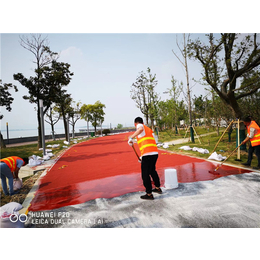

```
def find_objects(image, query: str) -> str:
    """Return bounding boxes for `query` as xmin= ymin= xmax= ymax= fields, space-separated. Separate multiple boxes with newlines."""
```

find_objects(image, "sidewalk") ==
xmin=166 ymin=131 xmax=217 ymax=145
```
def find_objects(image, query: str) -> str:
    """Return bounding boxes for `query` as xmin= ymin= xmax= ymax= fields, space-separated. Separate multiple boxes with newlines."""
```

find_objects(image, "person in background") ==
xmin=128 ymin=117 xmax=162 ymax=200
xmin=0 ymin=156 xmax=29 ymax=196
xmin=242 ymin=116 xmax=260 ymax=170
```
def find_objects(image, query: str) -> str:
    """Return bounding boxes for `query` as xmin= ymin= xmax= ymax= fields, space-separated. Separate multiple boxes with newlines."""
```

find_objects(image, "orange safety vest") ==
xmin=0 ymin=156 xmax=24 ymax=172
xmin=246 ymin=121 xmax=260 ymax=147
xmin=136 ymin=124 xmax=158 ymax=156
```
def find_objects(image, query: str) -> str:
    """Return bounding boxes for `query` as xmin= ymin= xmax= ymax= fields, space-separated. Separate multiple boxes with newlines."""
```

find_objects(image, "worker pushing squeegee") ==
xmin=213 ymin=142 xmax=244 ymax=172
xmin=213 ymin=116 xmax=260 ymax=172
xmin=128 ymin=117 xmax=162 ymax=200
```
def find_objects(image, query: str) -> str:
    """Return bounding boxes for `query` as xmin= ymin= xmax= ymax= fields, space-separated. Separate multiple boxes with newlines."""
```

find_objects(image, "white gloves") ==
xmin=128 ymin=137 xmax=134 ymax=146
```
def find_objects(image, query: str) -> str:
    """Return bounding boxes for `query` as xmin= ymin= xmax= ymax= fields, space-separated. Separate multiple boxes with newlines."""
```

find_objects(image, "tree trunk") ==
xmin=51 ymin=124 xmax=55 ymax=140
xmin=37 ymin=102 xmax=42 ymax=149
xmin=61 ymin=108 xmax=68 ymax=141
xmin=72 ymin=124 xmax=75 ymax=138
xmin=227 ymin=95 xmax=243 ymax=119
xmin=0 ymin=132 xmax=6 ymax=148
xmin=145 ymin=114 xmax=149 ymax=125
xmin=87 ymin=120 xmax=89 ymax=137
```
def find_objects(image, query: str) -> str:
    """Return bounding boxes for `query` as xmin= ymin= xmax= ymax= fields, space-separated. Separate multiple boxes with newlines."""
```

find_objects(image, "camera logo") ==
xmin=9 ymin=213 xmax=28 ymax=223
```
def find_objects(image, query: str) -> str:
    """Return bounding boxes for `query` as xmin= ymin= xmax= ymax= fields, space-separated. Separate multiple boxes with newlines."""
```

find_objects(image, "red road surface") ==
xmin=29 ymin=132 xmax=251 ymax=211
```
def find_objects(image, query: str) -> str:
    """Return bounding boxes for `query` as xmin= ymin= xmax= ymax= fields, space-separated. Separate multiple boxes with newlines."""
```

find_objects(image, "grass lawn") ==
xmin=158 ymin=126 xmax=259 ymax=169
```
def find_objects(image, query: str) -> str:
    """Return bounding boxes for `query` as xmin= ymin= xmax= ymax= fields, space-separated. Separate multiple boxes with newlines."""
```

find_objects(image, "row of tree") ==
xmin=0 ymin=35 xmax=106 ymax=148
xmin=131 ymin=33 xmax=260 ymax=133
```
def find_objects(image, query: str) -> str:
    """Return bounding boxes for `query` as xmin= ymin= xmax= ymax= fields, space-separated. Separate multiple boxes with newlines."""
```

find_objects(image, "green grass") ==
xmin=158 ymin=127 xmax=259 ymax=169
xmin=157 ymin=126 xmax=216 ymax=143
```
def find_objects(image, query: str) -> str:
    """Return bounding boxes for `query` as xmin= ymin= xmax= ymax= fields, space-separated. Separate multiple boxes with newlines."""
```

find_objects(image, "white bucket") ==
xmin=164 ymin=169 xmax=178 ymax=189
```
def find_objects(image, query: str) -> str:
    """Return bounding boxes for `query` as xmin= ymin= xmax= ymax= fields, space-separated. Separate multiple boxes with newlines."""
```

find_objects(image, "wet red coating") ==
xmin=29 ymin=132 xmax=251 ymax=211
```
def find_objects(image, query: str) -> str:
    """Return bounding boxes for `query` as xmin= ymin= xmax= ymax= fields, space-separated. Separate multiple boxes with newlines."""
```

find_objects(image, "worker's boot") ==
xmin=140 ymin=193 xmax=154 ymax=200
xmin=242 ymin=162 xmax=251 ymax=166
xmin=152 ymin=187 xmax=162 ymax=194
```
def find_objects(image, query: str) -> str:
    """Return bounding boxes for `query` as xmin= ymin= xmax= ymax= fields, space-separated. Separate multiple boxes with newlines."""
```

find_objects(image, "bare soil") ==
xmin=0 ymin=170 xmax=43 ymax=207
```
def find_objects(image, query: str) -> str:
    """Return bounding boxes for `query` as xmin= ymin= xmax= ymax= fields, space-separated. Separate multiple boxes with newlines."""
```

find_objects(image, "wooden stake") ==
xmin=212 ymin=120 xmax=234 ymax=153
xmin=192 ymin=126 xmax=202 ymax=144
xmin=237 ymin=119 xmax=241 ymax=160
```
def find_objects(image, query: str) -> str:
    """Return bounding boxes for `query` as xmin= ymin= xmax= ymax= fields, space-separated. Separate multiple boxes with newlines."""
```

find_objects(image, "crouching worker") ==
xmin=128 ymin=117 xmax=162 ymax=200
xmin=242 ymin=116 xmax=260 ymax=170
xmin=0 ymin=156 xmax=29 ymax=196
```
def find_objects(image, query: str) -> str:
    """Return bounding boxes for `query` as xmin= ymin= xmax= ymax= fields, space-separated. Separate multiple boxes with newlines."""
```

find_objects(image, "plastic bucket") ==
xmin=164 ymin=169 xmax=178 ymax=189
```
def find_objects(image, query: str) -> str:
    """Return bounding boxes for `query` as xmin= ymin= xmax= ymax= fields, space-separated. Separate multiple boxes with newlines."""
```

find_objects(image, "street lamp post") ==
xmin=39 ymin=99 xmax=46 ymax=156
xmin=6 ymin=122 xmax=9 ymax=144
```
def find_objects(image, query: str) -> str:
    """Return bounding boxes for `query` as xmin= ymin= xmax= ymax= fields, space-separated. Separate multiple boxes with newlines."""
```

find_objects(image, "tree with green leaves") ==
xmin=187 ymin=33 xmax=260 ymax=119
xmin=45 ymin=105 xmax=61 ymax=140
xmin=80 ymin=104 xmax=93 ymax=137
xmin=168 ymin=76 xmax=182 ymax=130
xmin=158 ymin=98 xmax=187 ymax=130
xmin=80 ymin=101 xmax=106 ymax=136
xmin=54 ymin=90 xmax=73 ymax=141
xmin=14 ymin=59 xmax=73 ymax=146
xmin=131 ymin=67 xmax=159 ymax=128
xmin=0 ymin=80 xmax=18 ymax=148
xmin=68 ymin=101 xmax=82 ymax=138
xmin=117 ymin=124 xmax=123 ymax=129
xmin=13 ymin=34 xmax=59 ymax=148
xmin=0 ymin=80 xmax=18 ymax=120
xmin=193 ymin=95 xmax=205 ymax=122
xmin=239 ymin=89 xmax=260 ymax=124
xmin=90 ymin=101 xmax=106 ymax=135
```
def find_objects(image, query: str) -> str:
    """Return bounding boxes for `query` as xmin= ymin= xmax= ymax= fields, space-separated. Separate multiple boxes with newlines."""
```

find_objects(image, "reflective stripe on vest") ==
xmin=246 ymin=121 xmax=260 ymax=147
xmin=0 ymin=156 xmax=24 ymax=172
xmin=0 ymin=157 xmax=17 ymax=172
xmin=136 ymin=125 xmax=158 ymax=156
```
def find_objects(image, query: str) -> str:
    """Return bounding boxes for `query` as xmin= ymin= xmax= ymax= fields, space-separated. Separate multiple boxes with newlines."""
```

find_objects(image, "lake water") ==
xmin=0 ymin=123 xmax=133 ymax=139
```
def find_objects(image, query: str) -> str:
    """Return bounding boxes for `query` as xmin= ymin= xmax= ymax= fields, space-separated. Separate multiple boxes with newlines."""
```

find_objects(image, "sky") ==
xmin=1 ymin=33 xmax=211 ymax=133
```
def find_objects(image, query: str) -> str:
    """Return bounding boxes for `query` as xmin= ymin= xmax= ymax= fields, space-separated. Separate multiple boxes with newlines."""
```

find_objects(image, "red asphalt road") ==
xmin=29 ymin=132 xmax=251 ymax=211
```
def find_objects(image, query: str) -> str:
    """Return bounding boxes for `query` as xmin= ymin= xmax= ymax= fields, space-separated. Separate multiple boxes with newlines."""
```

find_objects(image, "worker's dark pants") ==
xmin=247 ymin=143 xmax=260 ymax=167
xmin=141 ymin=154 xmax=160 ymax=194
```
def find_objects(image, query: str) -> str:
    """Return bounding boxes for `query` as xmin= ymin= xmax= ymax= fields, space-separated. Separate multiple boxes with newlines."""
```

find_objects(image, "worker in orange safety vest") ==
xmin=128 ymin=117 xmax=162 ymax=200
xmin=0 ymin=156 xmax=29 ymax=195
xmin=242 ymin=116 xmax=260 ymax=170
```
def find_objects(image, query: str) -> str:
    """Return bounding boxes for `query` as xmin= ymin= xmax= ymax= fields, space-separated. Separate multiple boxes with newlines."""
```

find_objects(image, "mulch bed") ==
xmin=0 ymin=170 xmax=44 ymax=207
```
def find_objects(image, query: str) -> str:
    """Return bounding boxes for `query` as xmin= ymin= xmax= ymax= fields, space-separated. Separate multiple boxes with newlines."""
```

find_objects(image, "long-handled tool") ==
xmin=132 ymin=145 xmax=141 ymax=162
xmin=211 ymin=120 xmax=234 ymax=154
xmin=212 ymin=142 xmax=244 ymax=172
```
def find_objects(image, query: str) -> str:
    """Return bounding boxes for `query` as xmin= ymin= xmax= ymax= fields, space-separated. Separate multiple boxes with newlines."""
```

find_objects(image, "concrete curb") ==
xmin=19 ymin=169 xmax=48 ymax=215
